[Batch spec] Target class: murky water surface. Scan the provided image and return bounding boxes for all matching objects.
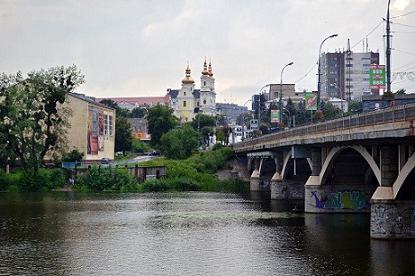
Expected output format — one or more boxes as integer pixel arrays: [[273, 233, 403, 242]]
[[0, 192, 414, 275]]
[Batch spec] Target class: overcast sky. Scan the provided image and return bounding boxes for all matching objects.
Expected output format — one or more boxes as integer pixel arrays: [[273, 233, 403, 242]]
[[1, 0, 414, 105]]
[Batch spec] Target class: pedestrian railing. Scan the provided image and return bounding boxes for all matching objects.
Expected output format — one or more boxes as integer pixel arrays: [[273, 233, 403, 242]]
[[234, 103, 415, 151]]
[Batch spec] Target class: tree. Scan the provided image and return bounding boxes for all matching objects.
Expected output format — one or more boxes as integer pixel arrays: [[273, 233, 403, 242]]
[[348, 100, 363, 114], [201, 126, 214, 146], [396, 89, 406, 95], [129, 107, 147, 118], [322, 102, 342, 120], [99, 99, 130, 117], [0, 65, 84, 172], [115, 116, 132, 154], [62, 149, 84, 162], [160, 125, 198, 159], [191, 114, 216, 130], [147, 105, 178, 147]]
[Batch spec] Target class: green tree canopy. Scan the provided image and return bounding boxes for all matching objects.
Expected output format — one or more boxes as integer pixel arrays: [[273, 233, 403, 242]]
[[147, 104, 178, 147], [0, 65, 84, 172], [191, 114, 216, 130], [115, 116, 132, 154], [129, 107, 147, 118], [160, 125, 198, 159]]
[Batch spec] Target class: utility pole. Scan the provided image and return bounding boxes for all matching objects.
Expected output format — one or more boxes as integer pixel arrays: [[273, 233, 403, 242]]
[[386, 0, 392, 93]]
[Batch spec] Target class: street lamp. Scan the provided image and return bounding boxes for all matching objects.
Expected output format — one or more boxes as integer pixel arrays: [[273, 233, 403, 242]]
[[279, 62, 294, 126], [317, 34, 338, 111], [241, 99, 252, 140]]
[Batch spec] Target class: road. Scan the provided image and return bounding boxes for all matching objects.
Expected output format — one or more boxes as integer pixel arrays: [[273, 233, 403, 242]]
[[114, 155, 157, 166]]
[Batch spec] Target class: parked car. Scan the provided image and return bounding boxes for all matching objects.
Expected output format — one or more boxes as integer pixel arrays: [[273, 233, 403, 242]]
[[100, 158, 111, 165]]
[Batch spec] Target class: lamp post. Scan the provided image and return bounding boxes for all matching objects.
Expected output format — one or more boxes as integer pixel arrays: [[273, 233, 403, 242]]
[[279, 62, 294, 126], [386, 0, 392, 93], [241, 99, 252, 140], [317, 34, 338, 111]]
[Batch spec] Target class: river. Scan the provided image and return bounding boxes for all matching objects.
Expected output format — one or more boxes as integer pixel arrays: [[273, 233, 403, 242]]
[[0, 192, 414, 275]]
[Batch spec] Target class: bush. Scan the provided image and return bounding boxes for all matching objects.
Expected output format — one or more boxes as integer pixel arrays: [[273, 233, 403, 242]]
[[132, 139, 151, 154], [160, 125, 198, 159], [76, 166, 138, 192], [17, 168, 67, 192], [0, 171, 23, 191]]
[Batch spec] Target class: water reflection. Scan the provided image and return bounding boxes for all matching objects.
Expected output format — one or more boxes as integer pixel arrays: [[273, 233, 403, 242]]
[[0, 192, 414, 275]]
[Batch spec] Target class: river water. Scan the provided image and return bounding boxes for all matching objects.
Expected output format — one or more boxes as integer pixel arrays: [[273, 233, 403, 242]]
[[0, 192, 414, 275]]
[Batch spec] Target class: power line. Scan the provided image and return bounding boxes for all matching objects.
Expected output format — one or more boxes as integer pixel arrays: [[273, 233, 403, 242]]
[[395, 60, 415, 70], [351, 20, 384, 49], [392, 10, 415, 19], [294, 62, 317, 84], [391, 21, 415, 28], [393, 48, 415, 56]]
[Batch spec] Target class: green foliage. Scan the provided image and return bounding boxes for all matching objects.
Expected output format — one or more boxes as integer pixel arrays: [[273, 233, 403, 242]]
[[191, 114, 216, 129], [76, 166, 137, 192], [147, 105, 178, 147], [137, 147, 245, 193], [0, 168, 66, 192], [0, 66, 84, 171], [396, 89, 406, 95], [160, 125, 198, 159], [62, 149, 84, 162], [132, 139, 151, 154], [115, 116, 132, 154], [128, 107, 147, 118]]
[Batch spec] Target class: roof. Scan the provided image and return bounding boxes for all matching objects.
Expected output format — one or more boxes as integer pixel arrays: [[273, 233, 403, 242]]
[[167, 89, 200, 99], [96, 96, 169, 106], [69, 93, 115, 111]]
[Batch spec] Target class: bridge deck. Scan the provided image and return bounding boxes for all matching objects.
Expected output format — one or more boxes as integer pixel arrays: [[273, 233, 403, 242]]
[[234, 103, 415, 153]]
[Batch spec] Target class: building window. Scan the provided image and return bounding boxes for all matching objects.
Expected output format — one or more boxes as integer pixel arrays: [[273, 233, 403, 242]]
[[104, 115, 109, 136], [203, 100, 206, 105], [184, 91, 186, 96], [183, 101, 187, 107], [109, 115, 113, 136], [197, 101, 200, 107], [204, 81, 206, 86], [346, 64, 353, 67]]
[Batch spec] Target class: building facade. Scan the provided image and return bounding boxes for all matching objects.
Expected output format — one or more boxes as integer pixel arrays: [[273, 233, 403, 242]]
[[127, 118, 150, 141], [320, 49, 380, 101], [66, 93, 116, 161], [96, 96, 169, 111], [216, 103, 248, 125], [167, 60, 216, 122]]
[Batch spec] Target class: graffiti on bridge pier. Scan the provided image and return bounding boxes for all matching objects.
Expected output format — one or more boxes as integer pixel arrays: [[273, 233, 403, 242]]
[[311, 190, 367, 210]]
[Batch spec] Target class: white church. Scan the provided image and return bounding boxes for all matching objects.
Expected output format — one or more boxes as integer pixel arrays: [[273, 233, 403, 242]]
[[166, 59, 216, 123]]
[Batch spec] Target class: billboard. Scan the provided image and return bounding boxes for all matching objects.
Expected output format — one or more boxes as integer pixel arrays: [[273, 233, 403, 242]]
[[304, 92, 317, 111], [87, 108, 105, 155], [270, 109, 280, 123], [369, 64, 386, 89]]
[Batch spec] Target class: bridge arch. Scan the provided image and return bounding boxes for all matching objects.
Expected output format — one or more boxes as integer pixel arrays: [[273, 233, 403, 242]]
[[393, 152, 415, 199], [281, 149, 313, 180], [320, 146, 381, 186]]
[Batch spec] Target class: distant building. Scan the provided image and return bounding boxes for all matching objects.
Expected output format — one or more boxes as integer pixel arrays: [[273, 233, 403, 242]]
[[216, 103, 248, 125], [167, 60, 216, 123], [127, 118, 150, 141], [268, 84, 296, 101], [328, 97, 348, 112], [320, 45, 380, 100], [65, 93, 116, 161], [96, 96, 169, 111]]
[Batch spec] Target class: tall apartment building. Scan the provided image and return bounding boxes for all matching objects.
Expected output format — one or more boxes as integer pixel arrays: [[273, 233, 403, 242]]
[[320, 48, 380, 100]]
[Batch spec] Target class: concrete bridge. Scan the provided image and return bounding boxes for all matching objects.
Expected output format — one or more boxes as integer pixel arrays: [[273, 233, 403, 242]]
[[233, 103, 415, 239]]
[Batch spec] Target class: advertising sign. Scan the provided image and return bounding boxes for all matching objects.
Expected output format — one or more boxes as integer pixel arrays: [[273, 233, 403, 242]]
[[304, 92, 317, 111], [270, 109, 280, 123], [369, 64, 386, 89]]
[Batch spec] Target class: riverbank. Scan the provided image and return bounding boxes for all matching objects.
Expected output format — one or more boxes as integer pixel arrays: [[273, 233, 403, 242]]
[[75, 147, 248, 193]]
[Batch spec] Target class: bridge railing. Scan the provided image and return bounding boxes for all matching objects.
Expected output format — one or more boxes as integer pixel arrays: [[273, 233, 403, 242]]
[[234, 103, 415, 150]]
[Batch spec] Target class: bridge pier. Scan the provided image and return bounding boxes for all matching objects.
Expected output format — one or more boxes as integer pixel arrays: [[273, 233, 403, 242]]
[[370, 146, 415, 239], [250, 158, 261, 192]]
